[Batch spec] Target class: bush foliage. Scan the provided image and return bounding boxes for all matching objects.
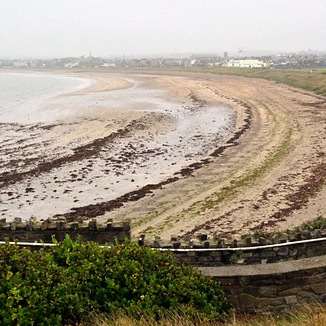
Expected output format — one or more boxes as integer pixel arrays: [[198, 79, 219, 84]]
[[0, 236, 230, 325]]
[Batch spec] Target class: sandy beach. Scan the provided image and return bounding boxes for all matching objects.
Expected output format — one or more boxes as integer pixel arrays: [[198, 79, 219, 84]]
[[0, 70, 325, 241]]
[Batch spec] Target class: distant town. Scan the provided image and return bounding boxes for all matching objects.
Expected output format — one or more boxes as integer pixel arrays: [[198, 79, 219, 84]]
[[1, 50, 326, 70]]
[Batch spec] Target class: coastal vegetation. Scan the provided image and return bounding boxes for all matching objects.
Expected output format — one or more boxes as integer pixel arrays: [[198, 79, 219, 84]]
[[183, 67, 326, 96], [0, 236, 230, 325], [89, 304, 326, 326]]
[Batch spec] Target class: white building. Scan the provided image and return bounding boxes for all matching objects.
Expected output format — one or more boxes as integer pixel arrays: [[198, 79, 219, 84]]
[[13, 61, 28, 68], [228, 59, 266, 68]]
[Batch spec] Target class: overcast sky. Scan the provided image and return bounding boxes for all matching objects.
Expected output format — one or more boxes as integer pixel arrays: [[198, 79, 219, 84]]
[[1, 0, 325, 58]]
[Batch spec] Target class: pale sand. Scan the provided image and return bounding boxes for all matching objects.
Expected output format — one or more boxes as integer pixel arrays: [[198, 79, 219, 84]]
[[0, 71, 234, 224], [0, 71, 325, 242]]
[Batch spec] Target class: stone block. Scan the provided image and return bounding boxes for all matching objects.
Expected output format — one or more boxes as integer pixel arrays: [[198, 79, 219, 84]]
[[203, 241, 210, 248], [259, 286, 277, 297], [96, 225, 106, 231], [260, 297, 286, 308], [301, 230, 312, 240], [305, 273, 326, 285], [57, 216, 67, 223], [278, 286, 303, 296], [229, 252, 240, 263], [260, 250, 277, 258], [32, 223, 42, 230], [56, 221, 65, 231], [219, 277, 237, 286], [284, 295, 298, 305], [190, 240, 204, 248], [244, 237, 252, 246], [310, 283, 326, 295], [172, 242, 181, 249], [15, 223, 27, 230], [259, 237, 267, 245], [238, 276, 250, 286], [88, 219, 97, 230], [243, 286, 260, 296], [274, 246, 289, 256], [295, 233, 302, 241], [111, 224, 124, 231], [160, 243, 173, 249], [70, 222, 79, 231], [238, 293, 259, 308], [123, 220, 131, 231], [171, 234, 178, 242], [47, 223, 57, 230], [217, 239, 225, 248], [288, 248, 299, 257], [241, 252, 253, 258], [232, 239, 238, 248]]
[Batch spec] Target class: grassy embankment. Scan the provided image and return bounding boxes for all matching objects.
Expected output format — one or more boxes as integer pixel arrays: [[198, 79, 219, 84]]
[[175, 66, 326, 97]]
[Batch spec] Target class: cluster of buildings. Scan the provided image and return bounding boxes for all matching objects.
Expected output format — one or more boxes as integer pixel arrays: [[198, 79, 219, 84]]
[[1, 51, 326, 70]]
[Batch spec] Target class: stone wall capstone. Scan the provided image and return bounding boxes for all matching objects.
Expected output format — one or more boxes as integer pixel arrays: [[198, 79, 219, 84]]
[[0, 217, 131, 244]]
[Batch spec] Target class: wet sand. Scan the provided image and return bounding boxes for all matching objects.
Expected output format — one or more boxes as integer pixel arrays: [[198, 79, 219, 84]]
[[0, 72, 235, 223], [0, 71, 325, 242]]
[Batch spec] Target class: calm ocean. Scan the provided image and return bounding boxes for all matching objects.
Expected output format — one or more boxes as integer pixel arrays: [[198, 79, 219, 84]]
[[0, 72, 90, 123]]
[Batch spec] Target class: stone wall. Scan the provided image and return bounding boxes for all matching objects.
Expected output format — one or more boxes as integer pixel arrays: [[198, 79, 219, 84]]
[[199, 255, 326, 313], [0, 217, 131, 244], [151, 231, 326, 313], [148, 229, 326, 265], [2, 219, 326, 314]]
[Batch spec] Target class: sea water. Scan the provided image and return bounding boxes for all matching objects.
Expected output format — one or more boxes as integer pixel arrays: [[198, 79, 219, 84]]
[[0, 72, 91, 123]]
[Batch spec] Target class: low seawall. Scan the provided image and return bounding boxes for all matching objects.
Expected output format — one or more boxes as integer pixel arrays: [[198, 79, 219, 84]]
[[199, 255, 326, 313], [1, 218, 326, 313]]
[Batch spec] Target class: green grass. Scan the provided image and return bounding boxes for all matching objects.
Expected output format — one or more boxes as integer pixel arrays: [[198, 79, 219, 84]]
[[199, 67, 326, 96], [84, 304, 326, 326], [119, 66, 326, 96]]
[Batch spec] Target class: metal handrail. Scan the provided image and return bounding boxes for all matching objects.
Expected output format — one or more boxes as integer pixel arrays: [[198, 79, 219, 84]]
[[1, 235, 326, 251]]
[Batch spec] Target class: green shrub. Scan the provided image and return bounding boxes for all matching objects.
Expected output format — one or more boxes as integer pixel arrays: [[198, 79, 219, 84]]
[[0, 236, 230, 325]]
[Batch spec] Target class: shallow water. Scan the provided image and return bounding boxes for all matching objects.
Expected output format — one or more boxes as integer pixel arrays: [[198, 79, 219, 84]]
[[0, 72, 91, 123]]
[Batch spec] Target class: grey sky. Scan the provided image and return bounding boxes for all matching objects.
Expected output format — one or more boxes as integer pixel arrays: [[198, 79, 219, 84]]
[[1, 0, 325, 58]]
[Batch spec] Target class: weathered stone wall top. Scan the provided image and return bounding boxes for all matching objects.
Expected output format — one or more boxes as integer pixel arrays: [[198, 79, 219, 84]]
[[0, 217, 131, 244], [141, 229, 326, 266], [162, 237, 326, 266], [147, 228, 326, 249], [198, 254, 326, 277]]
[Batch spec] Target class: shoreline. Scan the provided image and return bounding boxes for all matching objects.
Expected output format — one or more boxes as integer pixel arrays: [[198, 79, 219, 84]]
[[0, 71, 236, 226], [0, 70, 325, 241]]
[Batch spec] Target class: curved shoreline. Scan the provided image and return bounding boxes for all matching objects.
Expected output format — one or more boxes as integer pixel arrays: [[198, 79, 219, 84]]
[[0, 72, 236, 224], [102, 72, 325, 241], [0, 71, 325, 242]]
